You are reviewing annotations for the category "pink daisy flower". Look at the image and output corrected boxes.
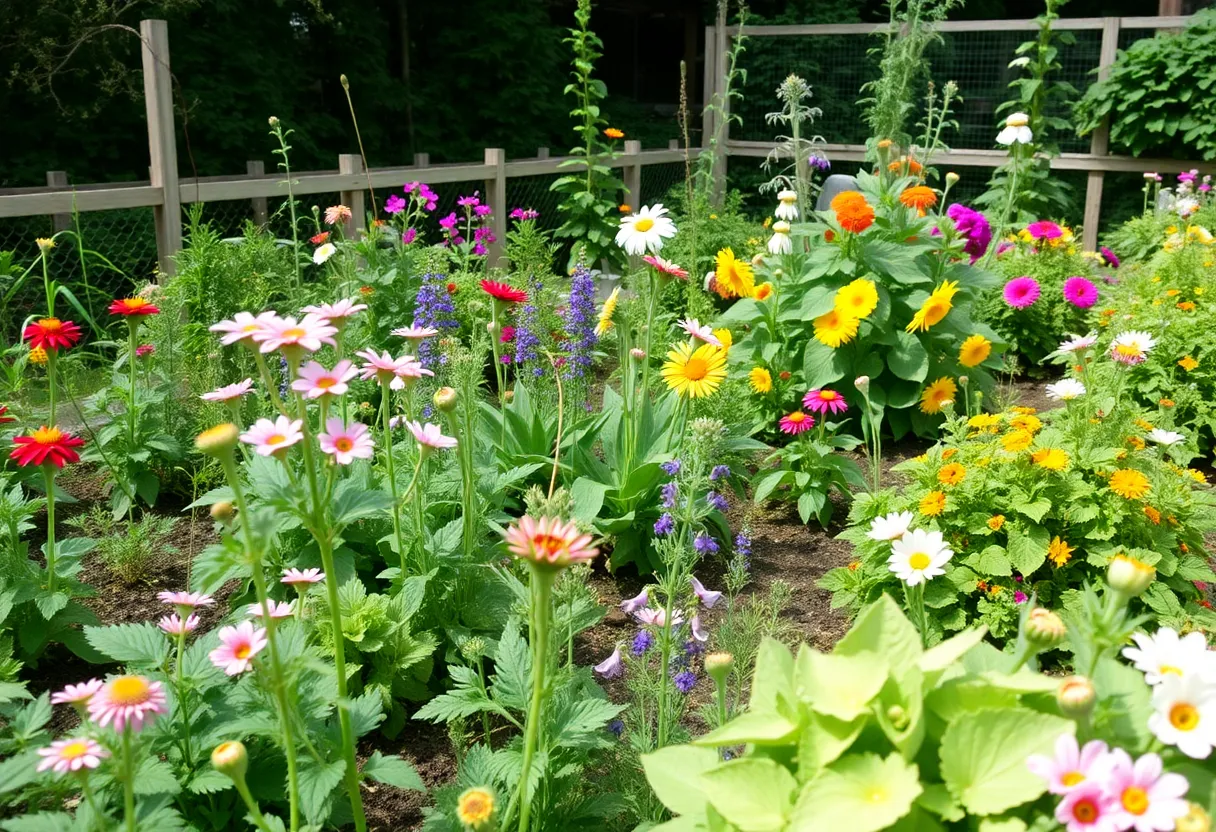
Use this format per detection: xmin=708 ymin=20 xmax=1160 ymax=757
xmin=1026 ymin=220 xmax=1063 ymax=240
xmin=642 ymin=255 xmax=689 ymax=279
xmin=209 ymin=621 xmax=268 ymax=676
xmin=503 ymin=515 xmax=598 ymax=570
xmin=634 ymin=607 xmax=684 ymax=627
xmin=677 ymin=318 xmax=722 ymax=347
xmin=394 ymin=357 xmax=434 ymax=385
xmin=251 ymin=313 xmax=337 ymax=355
xmin=87 ymin=675 xmax=168 ymax=733
xmin=157 ymin=614 xmax=199 ymax=636
xmin=241 ymin=416 xmax=304 ymax=457
xmin=356 ymin=350 xmax=414 ymax=391
xmin=1003 ymin=276 xmax=1041 ymax=309
xmin=245 ymin=599 xmax=296 ymax=619
xmin=324 ymin=205 xmax=352 ymax=226
xmin=291 ymin=359 xmax=357 ymax=399
xmin=406 ymin=421 xmax=457 ymax=451
xmin=1027 ymin=734 xmax=1113 ymax=795
xmin=1056 ymin=781 xmax=1119 ymax=832
xmin=779 ymin=411 xmax=815 ymax=434
xmin=1063 ymin=277 xmax=1099 ymax=309
xmin=318 ymin=418 xmax=375 ymax=465
xmin=156 ymin=591 xmax=215 ymax=611
xmin=282 ymin=567 xmax=325 ymax=587
xmin=391 ymin=324 xmax=440 ymax=340
xmin=1102 ymin=749 xmax=1188 ymax=832
xmin=51 ymin=679 xmax=104 ymax=707
xmin=201 ymin=378 xmax=254 ymax=403
xmin=36 ymin=738 xmax=108 ymax=775
xmin=803 ymin=388 xmax=848 ymax=416
xmin=209 ymin=311 xmax=277 ymax=347
xmin=301 ymin=298 xmax=367 ymax=327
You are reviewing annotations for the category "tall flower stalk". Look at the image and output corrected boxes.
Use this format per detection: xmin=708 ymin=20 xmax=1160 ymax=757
xmin=269 ymin=117 xmax=303 ymax=288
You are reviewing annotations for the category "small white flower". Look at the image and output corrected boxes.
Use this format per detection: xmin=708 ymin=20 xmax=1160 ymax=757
xmin=1045 ymin=378 xmax=1086 ymax=401
xmin=1148 ymin=428 xmax=1185 ymax=446
xmin=1008 ymin=56 xmax=1031 ymax=68
xmin=1123 ymin=628 xmax=1216 ymax=686
xmin=1177 ymin=198 xmax=1200 ymax=218
xmin=867 ymin=511 xmax=915 ymax=542
xmin=1057 ymin=332 xmax=1099 ymax=354
xmin=312 ymin=243 xmax=337 ymax=265
xmin=888 ymin=528 xmax=953 ymax=586
xmin=774 ymin=189 xmax=799 ymax=222
xmin=615 ymin=204 xmax=677 ymax=256
xmin=1148 ymin=674 xmax=1216 ymax=759
xmin=996 ymin=112 xmax=1033 ymax=146
xmin=767 ymin=220 xmax=792 ymax=255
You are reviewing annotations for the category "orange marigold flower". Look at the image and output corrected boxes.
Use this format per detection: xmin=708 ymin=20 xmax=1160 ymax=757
xmin=919 ymin=490 xmax=947 ymax=516
xmin=1178 ymin=301 xmax=1197 ymax=311
xmin=899 ymin=185 xmax=937 ymax=211
xmin=1144 ymin=505 xmax=1162 ymax=525
xmin=988 ymin=514 xmax=1006 ymax=532
xmin=1110 ymin=468 xmax=1151 ymax=500
xmin=604 ymin=127 xmax=624 ymax=139
xmin=888 ymin=157 xmax=923 ymax=175
xmin=1160 ymin=398 xmax=1175 ymax=407
xmin=848 ymin=561 xmax=860 ymax=571
xmin=938 ymin=462 xmax=966 ymax=486
xmin=1048 ymin=536 xmax=1074 ymax=567
xmin=830 ymin=191 xmax=875 ymax=234
xmin=1179 ymin=356 xmax=1199 ymax=372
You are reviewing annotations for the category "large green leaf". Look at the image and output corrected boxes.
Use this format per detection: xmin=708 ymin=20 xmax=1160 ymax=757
xmin=834 ymin=595 xmax=922 ymax=681
xmin=84 ymin=622 xmax=169 ymax=666
xmin=803 ymin=339 xmax=847 ymax=390
xmin=701 ymin=758 xmax=798 ymax=832
xmin=789 ymin=753 xmax=922 ymax=832
xmin=887 ymin=331 xmax=929 ymax=383
xmin=694 ymin=710 xmax=800 ymax=747
xmin=1006 ymin=523 xmax=1049 ymax=576
xmin=641 ymin=745 xmax=720 ymax=817
xmin=795 ymin=646 xmax=888 ymax=721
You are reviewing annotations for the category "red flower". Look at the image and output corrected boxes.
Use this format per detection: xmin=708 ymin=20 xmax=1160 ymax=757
xmin=500 ymin=325 xmax=516 ymax=343
xmin=23 ymin=318 xmax=82 ymax=352
xmin=480 ymin=279 xmax=527 ymax=304
xmin=108 ymin=297 xmax=160 ymax=317
xmin=446 ymin=281 xmax=459 ymax=295
xmin=0 ymin=406 xmax=14 ymax=424
xmin=310 ymin=231 xmax=330 ymax=245
xmin=10 ymin=426 xmax=85 ymax=468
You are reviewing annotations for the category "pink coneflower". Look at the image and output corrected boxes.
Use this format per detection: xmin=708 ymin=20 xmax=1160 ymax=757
xmin=503 ymin=515 xmax=598 ymax=570
xmin=356 ymin=349 xmax=414 ymax=391
xmin=1026 ymin=220 xmax=1063 ymax=240
xmin=245 ymin=599 xmax=296 ymax=619
xmin=209 ymin=621 xmax=268 ymax=676
xmin=634 ymin=607 xmax=684 ymax=628
xmin=240 ymin=416 xmax=305 ymax=457
xmin=157 ymin=591 xmax=216 ymax=611
xmin=135 ymin=343 xmax=155 ymax=358
xmin=301 ymin=298 xmax=368 ymax=329
xmin=1056 ymin=783 xmax=1118 ymax=832
xmin=642 ymin=255 xmax=689 ymax=279
xmin=252 ymin=313 xmax=337 ymax=356
xmin=1027 ymin=734 xmax=1113 ymax=795
xmin=157 ymin=613 xmax=199 ymax=636
xmin=88 ymin=675 xmax=168 ymax=732
xmin=201 ymin=378 xmax=254 ymax=403
xmin=36 ymin=738 xmax=108 ymax=775
xmin=1003 ymin=276 xmax=1041 ymax=309
xmin=1058 ymin=332 xmax=1098 ymax=354
xmin=282 ymin=567 xmax=325 ymax=587
xmin=1104 ymin=749 xmax=1189 ymax=832
xmin=51 ymin=679 xmax=104 ymax=707
xmin=779 ymin=411 xmax=815 ymax=435
xmin=210 ymin=311 xmax=277 ymax=347
xmin=677 ymin=319 xmax=722 ymax=347
xmin=803 ymin=388 xmax=848 ymax=416
xmin=324 ymin=205 xmax=352 ymax=226
xmin=318 ymin=418 xmax=375 ymax=465
xmin=406 ymin=421 xmax=457 ymax=451
xmin=1063 ymin=277 xmax=1099 ymax=309
xmin=391 ymin=324 xmax=440 ymax=340
xmin=291 ymin=360 xmax=357 ymax=399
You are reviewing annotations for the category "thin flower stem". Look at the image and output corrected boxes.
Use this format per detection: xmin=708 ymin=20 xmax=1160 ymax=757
xmin=175 ymin=628 xmax=193 ymax=767
xmin=516 ymin=568 xmax=555 ymax=832
xmin=379 ymin=392 xmax=409 ymax=577
xmin=80 ymin=776 xmax=104 ymax=831
xmin=655 ymin=586 xmax=676 ymax=749
xmin=46 ymin=349 xmax=58 ymax=427
xmin=233 ymin=774 xmax=276 ymax=832
xmin=42 ymin=466 xmax=57 ymax=595
xmin=126 ymin=323 xmax=139 ymax=523
xmin=122 ymin=726 xmax=136 ymax=832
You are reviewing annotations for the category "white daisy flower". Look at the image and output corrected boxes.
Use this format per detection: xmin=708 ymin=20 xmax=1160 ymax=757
xmin=1124 ymin=628 xmax=1216 ymax=686
xmin=1148 ymin=674 xmax=1216 ymax=759
xmin=774 ymin=190 xmax=799 ymax=221
xmin=1110 ymin=330 xmax=1157 ymax=365
xmin=1057 ymin=332 xmax=1098 ymax=354
xmin=888 ymin=528 xmax=953 ymax=586
xmin=767 ymin=220 xmax=792 ymax=255
xmin=1045 ymin=379 xmax=1086 ymax=401
xmin=1148 ymin=428 xmax=1185 ymax=446
xmin=615 ymin=204 xmax=677 ymax=256
xmin=312 ymin=243 xmax=337 ymax=265
xmin=867 ymin=511 xmax=915 ymax=542
xmin=996 ymin=112 xmax=1033 ymax=146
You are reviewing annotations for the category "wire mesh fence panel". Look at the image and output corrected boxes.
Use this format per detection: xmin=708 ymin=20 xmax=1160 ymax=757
xmin=640 ymin=162 xmax=687 ymax=206
xmin=505 ymin=174 xmax=566 ymax=231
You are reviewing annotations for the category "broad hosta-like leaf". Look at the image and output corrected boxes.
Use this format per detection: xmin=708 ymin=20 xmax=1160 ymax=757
xmin=790 ymin=753 xmax=922 ymax=832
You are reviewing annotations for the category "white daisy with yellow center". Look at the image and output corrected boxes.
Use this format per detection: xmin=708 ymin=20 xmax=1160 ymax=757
xmin=615 ymin=204 xmax=677 ymax=256
xmin=887 ymin=528 xmax=953 ymax=586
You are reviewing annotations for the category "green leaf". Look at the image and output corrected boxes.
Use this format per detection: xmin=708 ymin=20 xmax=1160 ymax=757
xmin=918 ymin=627 xmax=988 ymax=687
xmin=1006 ymin=524 xmax=1049 ymax=576
xmin=834 ymin=595 xmax=922 ymax=680
xmin=362 ymin=751 xmax=424 ymax=791
xmin=134 ymin=757 xmax=182 ymax=795
xmin=887 ymin=331 xmax=929 ymax=383
xmin=84 ymin=622 xmax=169 ymax=666
xmin=186 ymin=770 xmax=232 ymax=795
xmin=789 ymin=753 xmax=922 ymax=832
xmin=795 ymin=647 xmax=888 ymax=721
xmin=570 ymin=477 xmax=610 ymax=524
xmin=917 ymin=784 xmax=965 ymax=822
xmin=803 ymin=339 xmax=847 ymax=390
xmin=701 ymin=758 xmax=797 ymax=832
xmin=939 ymin=708 xmax=1074 ymax=815
xmin=964 ymin=546 xmax=1012 ymax=577
xmin=298 ymin=757 xmax=346 ymax=822
xmin=694 ymin=710 xmax=799 ymax=747
xmin=749 ymin=638 xmax=795 ymax=714
xmin=0 ymin=813 xmax=75 ymax=832
xmin=798 ymin=711 xmax=867 ymax=777
xmin=641 ymin=745 xmax=720 ymax=817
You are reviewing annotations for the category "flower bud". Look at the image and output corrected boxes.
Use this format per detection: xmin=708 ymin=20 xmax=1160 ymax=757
xmin=340 ymin=74 xmax=350 ymax=90
xmin=885 ymin=704 xmax=909 ymax=730
xmin=211 ymin=741 xmax=248 ymax=780
xmin=195 ymin=423 xmax=239 ymax=457
xmin=433 ymin=387 xmax=458 ymax=413
xmin=36 ymin=237 xmax=56 ymax=252
xmin=630 ymin=348 xmax=646 ymax=360
xmin=268 ymin=116 xmax=279 ymax=126
xmin=1108 ymin=554 xmax=1155 ymax=600
xmin=460 ymin=636 xmax=486 ymax=661
xmin=958 ymin=375 xmax=969 ymax=388
xmin=1025 ymin=608 xmax=1066 ymax=649
xmin=210 ymin=501 xmax=235 ymax=525
xmin=504 ymin=390 xmax=514 ymax=403
xmin=751 ymin=253 xmax=766 ymax=267
xmin=854 ymin=375 xmax=870 ymax=394
xmin=1057 ymin=676 xmax=1096 ymax=719
xmin=704 ymin=651 xmax=734 ymax=685
xmin=945 ymin=172 xmax=960 ymax=186
xmin=1178 ymin=803 xmax=1211 ymax=832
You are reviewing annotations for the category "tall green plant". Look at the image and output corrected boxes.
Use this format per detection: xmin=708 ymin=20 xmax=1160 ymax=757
xmin=696 ymin=1 xmax=749 ymax=206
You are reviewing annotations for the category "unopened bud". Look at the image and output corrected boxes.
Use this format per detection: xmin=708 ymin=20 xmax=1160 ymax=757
xmin=885 ymin=704 xmax=909 ymax=731
xmin=958 ymin=375 xmax=969 ymax=387
xmin=504 ymin=390 xmax=514 ymax=403
xmin=268 ymin=116 xmax=279 ymax=127
xmin=630 ymin=348 xmax=646 ymax=360
xmin=340 ymin=74 xmax=350 ymax=90
xmin=1057 ymin=676 xmax=1096 ymax=719
xmin=855 ymin=375 xmax=871 ymax=394
xmin=211 ymin=741 xmax=248 ymax=780
xmin=751 ymin=253 xmax=765 ymax=267
xmin=195 ymin=423 xmax=239 ymax=457
xmin=945 ymin=172 xmax=960 ymax=186
xmin=1025 ymin=608 xmax=1065 ymax=649
xmin=1178 ymin=803 xmax=1211 ymax=832
xmin=1108 ymin=554 xmax=1155 ymax=600
xmin=460 ymin=636 xmax=486 ymax=661
xmin=433 ymin=387 xmax=458 ymax=413
xmin=210 ymin=501 xmax=235 ymax=525
xmin=704 ymin=652 xmax=734 ymax=685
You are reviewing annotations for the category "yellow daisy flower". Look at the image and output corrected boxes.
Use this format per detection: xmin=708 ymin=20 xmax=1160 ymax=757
xmin=813 ymin=309 xmax=860 ymax=348
xmin=958 ymin=334 xmax=992 ymax=368
xmin=1110 ymin=469 xmax=1151 ymax=500
xmin=714 ymin=248 xmax=755 ymax=299
xmin=661 ymin=341 xmax=728 ymax=399
xmin=906 ymin=280 xmax=959 ymax=333
xmin=834 ymin=278 xmax=879 ymax=320
xmin=1048 ymin=536 xmax=1073 ymax=567
xmin=919 ymin=377 xmax=957 ymax=414
xmin=748 ymin=367 xmax=772 ymax=394
xmin=1031 ymin=448 xmax=1069 ymax=471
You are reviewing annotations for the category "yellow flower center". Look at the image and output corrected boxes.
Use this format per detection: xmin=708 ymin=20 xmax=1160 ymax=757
xmin=1061 ymin=772 xmax=1085 ymax=787
xmin=787 ymin=412 xmax=806 ymax=424
xmin=61 ymin=740 xmax=89 ymax=758
xmin=1116 ymin=344 xmax=1141 ymax=358
xmin=283 ymin=327 xmax=306 ymax=340
xmin=32 ymin=426 xmax=64 ymax=444
xmin=317 ymin=377 xmax=337 ymax=389
xmin=109 ymin=675 xmax=151 ymax=705
xmin=908 ymin=552 xmax=931 ymax=570
xmin=39 ymin=317 xmax=64 ymax=331
xmin=1160 ymin=664 xmax=1184 ymax=676
xmin=820 ymin=391 xmax=838 ymax=401
xmin=234 ymin=644 xmax=252 ymax=660
xmin=1122 ymin=787 xmax=1150 ymax=815
xmin=683 ymin=358 xmax=708 ymax=381
xmin=267 ymin=434 xmax=286 ymax=446
xmin=1171 ymin=703 xmax=1200 ymax=731
xmin=634 ymin=218 xmax=655 ymax=233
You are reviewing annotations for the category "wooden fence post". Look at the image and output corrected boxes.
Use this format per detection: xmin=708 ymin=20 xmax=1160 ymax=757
xmin=622 ymin=140 xmax=642 ymax=209
xmin=246 ymin=161 xmax=268 ymax=226
xmin=140 ymin=19 xmax=181 ymax=278
xmin=338 ymin=153 xmax=364 ymax=238
xmin=46 ymin=171 xmax=71 ymax=232
xmin=536 ymin=147 xmax=550 ymax=160
xmin=1082 ymin=17 xmax=1121 ymax=252
xmin=484 ymin=148 xmax=507 ymax=267
xmin=413 ymin=152 xmax=430 ymax=168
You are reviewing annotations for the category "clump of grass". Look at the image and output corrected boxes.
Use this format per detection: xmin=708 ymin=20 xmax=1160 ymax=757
xmin=69 ymin=506 xmax=178 ymax=584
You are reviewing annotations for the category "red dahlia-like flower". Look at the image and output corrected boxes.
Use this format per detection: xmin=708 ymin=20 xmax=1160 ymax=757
xmin=310 ymin=231 xmax=330 ymax=245
xmin=108 ymin=297 xmax=160 ymax=317
xmin=23 ymin=318 xmax=82 ymax=352
xmin=479 ymin=279 xmax=527 ymax=304
xmin=10 ymin=426 xmax=85 ymax=468
xmin=0 ymin=405 xmax=14 ymax=424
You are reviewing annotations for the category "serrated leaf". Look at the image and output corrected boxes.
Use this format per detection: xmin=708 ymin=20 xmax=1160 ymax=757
xmin=362 ymin=751 xmax=424 ymax=791
xmin=134 ymin=756 xmax=182 ymax=795
xmin=85 ymin=622 xmax=169 ymax=666
xmin=298 ymin=758 xmax=346 ymax=822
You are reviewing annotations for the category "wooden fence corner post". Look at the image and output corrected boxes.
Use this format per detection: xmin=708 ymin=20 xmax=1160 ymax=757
xmin=1083 ymin=16 xmax=1121 ymax=252
xmin=338 ymin=153 xmax=364 ymax=239
xmin=246 ymin=161 xmax=268 ymax=226
xmin=484 ymin=148 xmax=507 ymax=268
xmin=46 ymin=171 xmax=70 ymax=233
xmin=622 ymin=140 xmax=642 ymax=209
xmin=140 ymin=18 xmax=181 ymax=279
xmin=413 ymin=152 xmax=430 ymax=168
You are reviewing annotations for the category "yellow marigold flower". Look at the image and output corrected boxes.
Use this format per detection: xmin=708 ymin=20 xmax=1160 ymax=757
xmin=988 ymin=514 xmax=1006 ymax=531
xmin=1031 ymin=448 xmax=1069 ymax=471
xmin=1196 ymin=287 xmax=1207 ymax=295
xmin=919 ymin=377 xmax=957 ymax=414
xmin=762 ymin=216 xmax=772 ymax=229
xmin=1048 ymin=536 xmax=1074 ymax=567
xmin=1128 ymin=436 xmax=1146 ymax=451
xmin=456 ymin=787 xmax=495 ymax=829
xmin=1110 ymin=468 xmax=1151 ymax=500
xmin=604 ymin=127 xmax=624 ymax=139
xmin=714 ymin=248 xmax=755 ymax=299
xmin=1010 ymin=414 xmax=1042 ymax=433
xmin=834 ymin=278 xmax=879 ymax=320
xmin=906 ymin=280 xmax=959 ymax=333
xmin=1134 ymin=418 xmax=1154 ymax=431
xmin=35 ymin=237 xmax=56 ymax=252
xmin=919 ymin=490 xmax=947 ymax=516
xmin=1160 ymin=398 xmax=1175 ymax=407
xmin=813 ymin=308 xmax=860 ymax=348
xmin=968 ymin=413 xmax=1002 ymax=429
xmin=938 ymin=462 xmax=967 ymax=485
xmin=848 ymin=561 xmax=861 ymax=571
xmin=1179 ymin=355 xmax=1199 ymax=372
xmin=594 ymin=286 xmax=620 ymax=336
xmin=1144 ymin=505 xmax=1162 ymax=525
xmin=752 ymin=282 xmax=774 ymax=301
xmin=1001 ymin=429 xmax=1034 ymax=453
xmin=941 ymin=448 xmax=958 ymax=460
xmin=1166 ymin=289 xmax=1181 ymax=297
xmin=958 ymin=334 xmax=992 ymax=368
xmin=28 ymin=346 xmax=48 ymax=365
xmin=748 ymin=367 xmax=773 ymax=394
xmin=1011 ymin=406 xmax=1037 ymax=415
xmin=988 ymin=584 xmax=1003 ymax=596
xmin=1188 ymin=468 xmax=1207 ymax=484
xmin=661 ymin=342 xmax=728 ymax=399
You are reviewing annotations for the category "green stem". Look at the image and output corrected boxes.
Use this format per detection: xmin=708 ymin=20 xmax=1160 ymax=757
xmin=233 ymin=776 xmax=275 ymax=832
xmin=127 ymin=323 xmax=138 ymax=521
xmin=517 ymin=568 xmax=554 ymax=832
xmin=655 ymin=587 xmax=676 ymax=749
xmin=175 ymin=628 xmax=193 ymax=767
xmin=42 ymin=466 xmax=57 ymax=595
xmin=46 ymin=348 xmax=58 ymax=426
xmin=406 ymin=453 xmax=426 ymax=573
xmin=477 ymin=657 xmax=493 ymax=746
xmin=80 ymin=776 xmax=105 ymax=831
xmin=122 ymin=726 xmax=136 ymax=832
xmin=379 ymin=392 xmax=408 ymax=577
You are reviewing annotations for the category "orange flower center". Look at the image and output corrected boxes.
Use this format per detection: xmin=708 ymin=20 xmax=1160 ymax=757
xmin=31 ymin=426 xmax=64 ymax=444
xmin=1072 ymin=798 xmax=1099 ymax=823
xmin=1171 ymin=703 xmax=1199 ymax=731
xmin=109 ymin=675 xmax=151 ymax=705
xmin=334 ymin=438 xmax=354 ymax=452
xmin=819 ymin=391 xmax=838 ymax=401
xmin=39 ymin=317 xmax=64 ymax=332
xmin=533 ymin=534 xmax=567 ymax=557
xmin=234 ymin=644 xmax=252 ymax=660
xmin=317 ymin=377 xmax=337 ymax=389
xmin=788 ymin=412 xmax=806 ymax=424
xmin=683 ymin=358 xmax=708 ymax=381
xmin=123 ymin=298 xmax=149 ymax=310
xmin=1121 ymin=787 xmax=1150 ymax=815
xmin=267 ymin=434 xmax=286 ymax=446
xmin=634 ymin=218 xmax=655 ymax=233
xmin=282 ymin=327 xmax=306 ymax=340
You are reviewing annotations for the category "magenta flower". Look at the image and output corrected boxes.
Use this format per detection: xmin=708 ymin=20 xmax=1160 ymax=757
xmin=245 ymin=599 xmax=296 ymax=619
xmin=282 ymin=567 xmax=325 ymax=587
xmin=402 ymin=228 xmax=417 ymax=245
xmin=292 ymin=359 xmax=357 ymax=399
xmin=1026 ymin=220 xmax=1063 ymax=240
xmin=690 ymin=575 xmax=722 ymax=609
xmin=36 ymin=738 xmax=108 ymax=775
xmin=945 ymin=204 xmax=992 ymax=263
xmin=1100 ymin=246 xmax=1119 ymax=268
xmin=318 ymin=418 xmax=375 ymax=465
xmin=438 ymin=212 xmax=459 ymax=231
xmin=456 ymin=193 xmax=481 ymax=208
xmin=778 ymin=411 xmax=815 ymax=435
xmin=135 ymin=343 xmax=155 ymax=358
xmin=1103 ymin=749 xmax=1189 ymax=831
xmin=1003 ymin=276 xmax=1041 ymax=309
xmin=1027 ymin=734 xmax=1113 ymax=795
xmin=594 ymin=646 xmax=624 ymax=679
xmin=241 ymin=416 xmax=304 ymax=457
xmin=1063 ymin=277 xmax=1099 ymax=309
xmin=510 ymin=207 xmax=539 ymax=221
xmin=209 ymin=621 xmax=268 ymax=676
xmin=88 ymin=675 xmax=168 ymax=732
xmin=201 ymin=378 xmax=254 ymax=403
xmin=1014 ymin=590 xmax=1028 ymax=604
xmin=51 ymin=679 xmax=104 ymax=707
xmin=384 ymin=194 xmax=406 ymax=214
xmin=803 ymin=388 xmax=848 ymax=416
xmin=157 ymin=613 xmax=199 ymax=636
xmin=474 ymin=204 xmax=492 ymax=218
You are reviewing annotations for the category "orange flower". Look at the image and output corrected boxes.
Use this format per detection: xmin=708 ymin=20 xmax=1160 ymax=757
xmin=1127 ymin=436 xmax=1146 ymax=451
xmin=888 ymin=157 xmax=923 ymax=175
xmin=848 ymin=561 xmax=860 ymax=571
xmin=604 ymin=127 xmax=624 ymax=139
xmin=919 ymin=490 xmax=947 ymax=516
xmin=1160 ymin=398 xmax=1175 ymax=407
xmin=938 ymin=462 xmax=966 ymax=486
xmin=1177 ymin=301 xmax=1196 ymax=311
xmin=899 ymin=186 xmax=937 ymax=211
xmin=1144 ymin=505 xmax=1162 ymax=525
xmin=987 ymin=514 xmax=1005 ymax=532
xmin=1179 ymin=356 xmax=1199 ymax=372
xmin=830 ymin=191 xmax=875 ymax=234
